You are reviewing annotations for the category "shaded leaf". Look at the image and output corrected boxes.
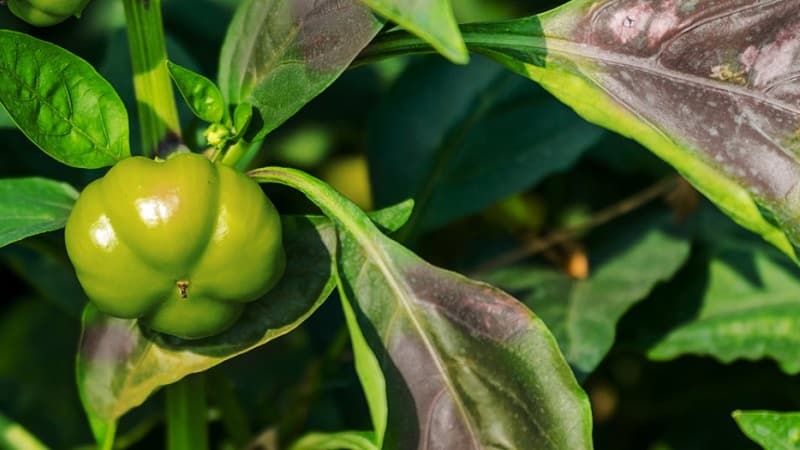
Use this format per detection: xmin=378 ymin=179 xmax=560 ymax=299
xmin=252 ymin=167 xmax=594 ymax=450
xmin=647 ymin=238 xmax=800 ymax=374
xmin=0 ymin=299 xmax=89 ymax=448
xmin=0 ymin=240 xmax=87 ymax=318
xmin=0 ymin=31 xmax=130 ymax=168
xmin=734 ymin=410 xmax=800 ymax=450
xmin=368 ymin=56 xmax=602 ymax=235
xmin=218 ymin=0 xmax=383 ymax=140
xmin=288 ymin=430 xmax=378 ymax=450
xmin=485 ymin=212 xmax=690 ymax=378
xmin=167 ymin=61 xmax=226 ymax=123
xmin=0 ymin=178 xmax=78 ymax=248
xmin=360 ymin=0 xmax=467 ymax=63
xmin=76 ymin=216 xmax=337 ymax=445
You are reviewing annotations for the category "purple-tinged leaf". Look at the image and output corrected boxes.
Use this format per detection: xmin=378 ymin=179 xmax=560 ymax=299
xmin=361 ymin=0 xmax=800 ymax=261
xmin=218 ymin=0 xmax=383 ymax=140
xmin=251 ymin=167 xmax=594 ymax=450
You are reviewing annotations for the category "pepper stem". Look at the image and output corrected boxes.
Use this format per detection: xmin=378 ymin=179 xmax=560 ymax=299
xmin=122 ymin=0 xmax=182 ymax=158
xmin=165 ymin=374 xmax=209 ymax=450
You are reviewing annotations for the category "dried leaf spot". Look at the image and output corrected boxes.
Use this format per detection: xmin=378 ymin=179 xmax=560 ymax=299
xmin=404 ymin=265 xmax=531 ymax=342
xmin=709 ymin=64 xmax=748 ymax=86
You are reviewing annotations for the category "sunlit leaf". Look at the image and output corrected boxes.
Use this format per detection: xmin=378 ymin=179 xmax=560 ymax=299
xmin=734 ymin=410 xmax=800 ymax=450
xmin=288 ymin=430 xmax=378 ymax=450
xmin=359 ymin=0 xmax=467 ymax=63
xmin=0 ymin=31 xmax=130 ymax=168
xmin=486 ymin=212 xmax=690 ymax=378
xmin=647 ymin=236 xmax=800 ymax=374
xmin=252 ymin=167 xmax=594 ymax=450
xmin=167 ymin=61 xmax=226 ymax=123
xmin=0 ymin=412 xmax=48 ymax=450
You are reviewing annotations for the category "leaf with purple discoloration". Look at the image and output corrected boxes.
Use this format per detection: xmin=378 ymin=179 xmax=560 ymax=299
xmin=251 ymin=167 xmax=594 ymax=450
xmin=218 ymin=0 xmax=384 ymax=141
xmin=363 ymin=0 xmax=800 ymax=262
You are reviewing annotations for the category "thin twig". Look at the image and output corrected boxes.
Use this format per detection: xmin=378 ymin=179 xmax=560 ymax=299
xmin=472 ymin=176 xmax=680 ymax=275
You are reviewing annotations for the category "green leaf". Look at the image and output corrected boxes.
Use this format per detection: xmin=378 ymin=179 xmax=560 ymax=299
xmin=0 ymin=412 xmax=48 ymax=450
xmin=0 ymin=104 xmax=12 ymax=129
xmin=218 ymin=0 xmax=383 ymax=140
xmin=367 ymin=198 xmax=414 ymax=233
xmin=288 ymin=431 xmax=378 ymax=450
xmin=76 ymin=216 xmax=337 ymax=445
xmin=0 ymin=298 xmax=88 ymax=448
xmin=0 ymin=31 xmax=130 ymax=168
xmin=167 ymin=61 xmax=226 ymax=123
xmin=0 ymin=178 xmax=78 ymax=249
xmin=362 ymin=3 xmax=800 ymax=262
xmin=734 ymin=410 xmax=800 ymax=450
xmin=647 ymin=237 xmax=800 ymax=374
xmin=359 ymin=0 xmax=467 ymax=64
xmin=252 ymin=167 xmax=594 ymax=450
xmin=368 ymin=56 xmax=602 ymax=235
xmin=485 ymin=212 xmax=691 ymax=378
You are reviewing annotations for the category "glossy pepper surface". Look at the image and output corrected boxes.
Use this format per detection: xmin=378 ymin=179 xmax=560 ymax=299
xmin=7 ymin=0 xmax=92 ymax=26
xmin=65 ymin=152 xmax=285 ymax=339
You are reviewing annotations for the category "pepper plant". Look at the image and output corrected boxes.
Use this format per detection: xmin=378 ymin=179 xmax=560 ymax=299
xmin=1 ymin=0 xmax=800 ymax=449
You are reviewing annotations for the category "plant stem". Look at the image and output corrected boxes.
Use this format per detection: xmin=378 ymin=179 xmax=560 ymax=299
xmin=470 ymin=176 xmax=681 ymax=274
xmin=123 ymin=0 xmax=182 ymax=158
xmin=165 ymin=374 xmax=208 ymax=450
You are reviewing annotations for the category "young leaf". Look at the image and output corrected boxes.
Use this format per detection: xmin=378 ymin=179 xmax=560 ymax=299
xmin=0 ymin=412 xmax=48 ymax=450
xmin=646 ymin=236 xmax=800 ymax=374
xmin=167 ymin=61 xmax=226 ymax=124
xmin=251 ymin=167 xmax=594 ymax=450
xmin=359 ymin=0 xmax=468 ymax=64
xmin=734 ymin=410 xmax=800 ymax=450
xmin=76 ymin=216 xmax=337 ymax=445
xmin=364 ymin=2 xmax=800 ymax=262
xmin=218 ymin=0 xmax=383 ymax=140
xmin=368 ymin=56 xmax=603 ymax=235
xmin=288 ymin=431 xmax=378 ymax=450
xmin=0 ymin=31 xmax=130 ymax=168
xmin=485 ymin=212 xmax=690 ymax=379
xmin=0 ymin=178 xmax=78 ymax=249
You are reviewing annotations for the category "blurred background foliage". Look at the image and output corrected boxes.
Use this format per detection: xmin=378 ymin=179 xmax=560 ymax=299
xmin=1 ymin=0 xmax=798 ymax=449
